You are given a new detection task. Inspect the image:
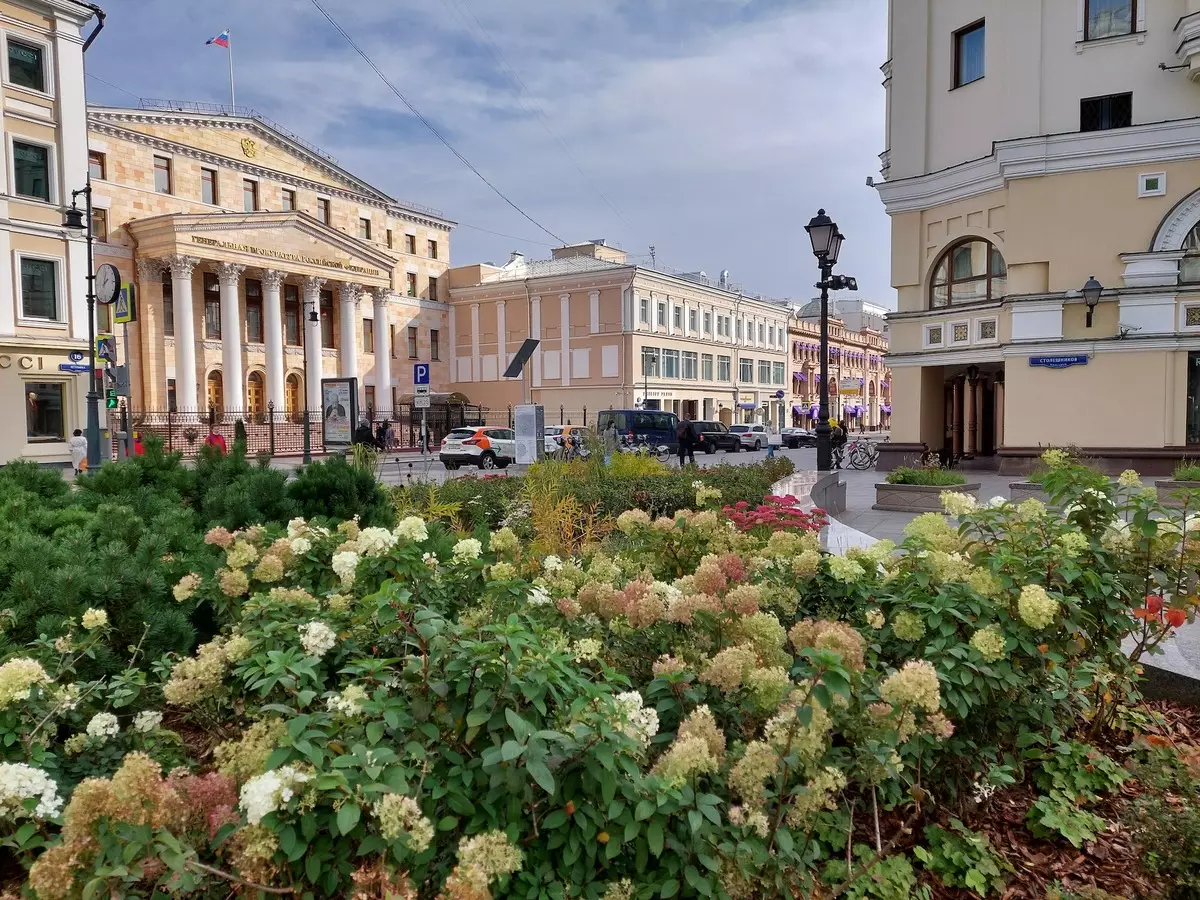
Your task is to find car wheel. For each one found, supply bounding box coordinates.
[479,452,497,470]
[706,445,716,455]
[753,441,761,451]
[444,462,459,471]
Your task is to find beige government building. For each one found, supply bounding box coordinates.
[878,0,1200,473]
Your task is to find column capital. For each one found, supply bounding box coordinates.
[338,283,361,305]
[136,258,164,281]
[371,290,390,308]
[260,269,286,291]
[301,275,327,295]
[166,255,199,279]
[215,261,245,287]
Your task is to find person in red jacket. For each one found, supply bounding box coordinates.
[132,432,145,456]
[203,425,226,454]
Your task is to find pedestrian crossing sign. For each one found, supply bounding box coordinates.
[114,283,135,324]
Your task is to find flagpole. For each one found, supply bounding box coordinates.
[226,30,236,109]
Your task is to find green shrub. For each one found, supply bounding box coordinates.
[1033,741,1127,803]
[1026,793,1106,847]
[1172,462,1200,482]
[885,466,967,486]
[0,459,70,501]
[823,847,927,900]
[287,454,391,526]
[913,820,1008,896]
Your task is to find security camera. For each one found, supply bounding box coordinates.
[866,176,875,187]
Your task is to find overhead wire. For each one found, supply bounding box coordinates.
[306,0,566,246]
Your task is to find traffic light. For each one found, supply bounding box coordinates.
[105,388,118,410]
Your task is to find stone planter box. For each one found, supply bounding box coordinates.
[1156,480,1200,509]
[1008,482,1051,504]
[872,482,979,513]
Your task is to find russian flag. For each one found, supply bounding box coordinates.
[206,30,230,48]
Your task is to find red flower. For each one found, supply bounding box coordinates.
[1146,594,1164,614]
[1165,608,1188,628]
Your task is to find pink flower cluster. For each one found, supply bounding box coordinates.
[722,495,828,534]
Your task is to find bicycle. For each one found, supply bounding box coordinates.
[846,439,880,470]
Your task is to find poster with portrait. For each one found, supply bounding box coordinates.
[321,377,357,447]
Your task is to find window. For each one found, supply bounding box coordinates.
[428,276,438,302]
[930,239,1007,307]
[8,39,44,92]
[717,355,731,382]
[736,319,743,341]
[642,347,660,377]
[390,324,397,358]
[682,351,698,380]
[773,362,786,385]
[386,229,393,249]
[200,167,218,205]
[758,360,771,384]
[88,151,106,181]
[246,279,263,343]
[25,382,64,441]
[405,234,416,254]
[320,290,335,348]
[1081,92,1132,132]
[657,302,666,326]
[153,155,171,194]
[639,298,649,324]
[1086,0,1135,41]
[954,22,985,88]
[739,359,754,383]
[162,270,174,337]
[13,141,49,201]
[662,349,680,378]
[91,208,107,243]
[316,198,330,224]
[20,257,56,320]
[673,306,682,329]
[243,179,258,212]
[167,378,177,412]
[359,217,371,240]
[689,309,698,332]
[285,284,301,345]
[281,188,296,211]
[701,354,714,381]
[363,317,374,352]
[430,329,440,361]
[407,326,418,359]
[703,311,712,334]
[203,272,221,338]
[406,273,417,297]
[768,325,775,345]
[758,323,765,344]
[427,239,438,259]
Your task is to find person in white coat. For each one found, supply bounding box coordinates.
[68,428,87,476]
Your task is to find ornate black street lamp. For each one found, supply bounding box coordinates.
[63,186,102,472]
[1082,276,1103,328]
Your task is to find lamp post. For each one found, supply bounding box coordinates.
[805,209,858,471]
[1082,276,1103,328]
[63,184,101,472]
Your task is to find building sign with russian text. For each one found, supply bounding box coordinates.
[190,235,383,277]
[1028,354,1088,370]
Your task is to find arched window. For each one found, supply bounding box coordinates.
[1182,222,1200,283]
[930,239,1007,308]
[206,371,223,413]
[247,371,265,414]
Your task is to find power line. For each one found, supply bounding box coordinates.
[86,72,141,102]
[455,222,556,247]
[439,0,636,237]
[306,0,566,246]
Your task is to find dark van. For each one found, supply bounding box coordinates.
[596,409,680,450]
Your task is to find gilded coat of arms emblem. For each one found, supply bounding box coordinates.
[241,138,258,158]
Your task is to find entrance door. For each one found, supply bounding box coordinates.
[206,372,223,413]
[247,372,265,415]
[286,374,301,415]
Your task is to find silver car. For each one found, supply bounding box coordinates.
[728,424,769,451]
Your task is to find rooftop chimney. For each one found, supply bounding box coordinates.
[508,251,524,265]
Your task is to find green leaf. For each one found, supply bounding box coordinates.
[647,822,664,857]
[465,708,490,727]
[366,721,385,745]
[660,879,680,898]
[438,816,459,831]
[527,758,555,794]
[505,708,533,741]
[337,803,361,836]
[688,810,703,833]
[543,809,568,830]
[501,740,525,762]
[635,799,656,821]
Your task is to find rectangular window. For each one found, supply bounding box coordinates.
[1086,0,1135,41]
[717,355,731,382]
[757,323,765,344]
[167,378,177,412]
[682,351,698,380]
[739,359,754,383]
[427,239,438,259]
[386,229,393,249]
[758,360,771,384]
[364,385,375,413]
[320,290,335,348]
[773,362,786,385]
[639,298,649,324]
[406,272,417,297]
[390,324,398,359]
[20,257,56,320]
[736,319,743,342]
[363,317,374,353]
[317,198,330,224]
[701,353,714,381]
[281,188,296,211]
[689,309,698,332]
[657,302,666,326]
[642,347,660,377]
[285,284,301,345]
[1081,92,1132,132]
[8,39,44,92]
[673,306,682,329]
[359,217,371,240]
[703,311,712,334]
[162,271,174,337]
[405,233,416,254]
[430,329,440,361]
[407,326,419,358]
[662,349,680,378]
[953,21,985,88]
[91,208,108,243]
[245,279,263,343]
[243,179,258,212]
[88,151,106,181]
[14,141,49,201]
[203,272,221,338]
[25,382,64,441]
[428,276,438,302]
[200,167,218,205]
[153,155,171,194]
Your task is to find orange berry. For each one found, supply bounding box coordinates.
[597,832,610,844]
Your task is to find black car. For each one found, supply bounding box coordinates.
[781,427,817,449]
[693,421,741,453]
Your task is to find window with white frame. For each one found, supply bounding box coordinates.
[1084,0,1136,41]
[739,358,753,382]
[757,322,765,344]
[758,360,771,384]
[689,309,697,332]
[662,348,680,378]
[657,302,666,326]
[673,306,682,329]
[718,355,731,381]
[703,311,711,333]
[13,140,50,201]
[701,353,713,381]
[20,257,58,320]
[682,351,698,379]
[7,37,46,93]
[641,347,660,377]
[639,297,649,324]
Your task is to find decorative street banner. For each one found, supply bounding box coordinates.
[1029,354,1088,370]
[321,377,357,447]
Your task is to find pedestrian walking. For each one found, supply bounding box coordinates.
[68,428,87,476]
[830,419,847,470]
[676,417,696,467]
[203,425,227,454]
[602,420,619,465]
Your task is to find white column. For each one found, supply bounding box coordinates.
[560,293,571,387]
[261,270,286,419]
[496,300,507,374]
[470,302,480,382]
[531,295,542,388]
[167,256,199,414]
[372,292,392,409]
[302,276,325,412]
[338,283,360,382]
[216,262,245,412]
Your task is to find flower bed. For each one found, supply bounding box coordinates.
[1155,464,1200,509]
[1,450,1199,898]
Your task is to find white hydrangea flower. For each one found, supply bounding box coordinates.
[357,527,397,558]
[650,581,682,605]
[331,550,360,586]
[395,516,429,542]
[0,762,64,820]
[299,621,337,658]
[325,684,367,717]
[940,491,978,518]
[286,517,309,539]
[85,712,119,740]
[422,551,439,568]
[289,536,313,556]
[987,496,1007,508]
[452,538,482,561]
[543,555,563,573]
[611,691,658,750]
[80,608,108,630]
[239,766,311,825]
[132,710,163,733]
[527,586,553,607]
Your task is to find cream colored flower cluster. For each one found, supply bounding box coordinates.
[374,793,434,852]
[239,765,311,825]
[0,762,63,821]
[325,684,368,717]
[1017,584,1059,630]
[299,621,337,659]
[609,691,659,750]
[172,572,202,603]
[0,657,49,708]
[443,830,523,900]
[970,626,1007,663]
[939,491,978,518]
[880,660,941,713]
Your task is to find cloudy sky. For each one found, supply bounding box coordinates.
[86,0,891,306]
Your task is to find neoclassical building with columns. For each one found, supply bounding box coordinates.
[88,103,454,420]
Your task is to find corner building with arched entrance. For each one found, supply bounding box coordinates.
[88,104,454,422]
[877,0,1200,474]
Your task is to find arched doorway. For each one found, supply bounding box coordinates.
[206,371,223,413]
[285,373,302,416]
[247,371,265,415]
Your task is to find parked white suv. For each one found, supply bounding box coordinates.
[728,424,769,451]
[439,426,516,470]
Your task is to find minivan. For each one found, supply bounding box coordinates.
[596,409,680,450]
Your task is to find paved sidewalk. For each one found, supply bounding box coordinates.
[833,469,1014,542]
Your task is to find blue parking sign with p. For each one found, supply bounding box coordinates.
[414,363,430,385]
